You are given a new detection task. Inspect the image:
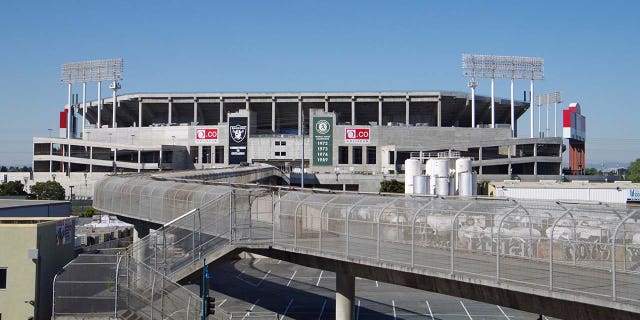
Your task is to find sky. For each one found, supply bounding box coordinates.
[0,1,639,168]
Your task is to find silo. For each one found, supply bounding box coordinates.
[455,158,472,195]
[459,172,473,196]
[404,159,421,194]
[425,159,436,195]
[433,158,450,196]
[413,175,429,195]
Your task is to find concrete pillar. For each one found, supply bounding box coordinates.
[138,99,143,127]
[89,146,93,173]
[533,143,538,176]
[245,94,250,110]
[168,98,173,124]
[197,146,203,165]
[336,271,355,320]
[437,95,442,127]
[478,147,482,175]
[405,95,410,125]
[97,82,102,128]
[378,96,382,126]
[137,150,141,173]
[271,97,276,133]
[298,97,302,136]
[219,97,224,124]
[193,98,198,124]
[324,96,329,112]
[351,96,356,125]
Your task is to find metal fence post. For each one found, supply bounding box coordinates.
[229,191,234,243]
[496,205,521,283]
[272,191,276,245]
[612,210,638,301]
[411,200,434,268]
[450,202,474,276]
[114,254,123,318]
[548,208,573,290]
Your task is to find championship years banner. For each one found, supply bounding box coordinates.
[228,117,248,164]
[313,117,333,166]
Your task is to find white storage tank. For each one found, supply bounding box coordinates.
[455,158,472,194]
[404,159,421,194]
[459,172,473,197]
[425,159,436,195]
[436,177,450,196]
[413,175,430,195]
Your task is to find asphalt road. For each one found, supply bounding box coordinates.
[184,257,556,320]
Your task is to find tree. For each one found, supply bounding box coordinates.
[0,166,7,172]
[29,181,65,200]
[82,207,98,217]
[380,179,404,193]
[0,181,28,196]
[584,168,601,176]
[628,159,640,183]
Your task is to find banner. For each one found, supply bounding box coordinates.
[344,127,370,144]
[56,218,73,246]
[195,128,219,144]
[228,117,248,164]
[313,117,333,166]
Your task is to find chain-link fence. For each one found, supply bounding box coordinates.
[56,179,640,318]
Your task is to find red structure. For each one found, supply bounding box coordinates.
[563,103,586,174]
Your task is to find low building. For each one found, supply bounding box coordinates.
[0,216,76,320]
[489,180,640,204]
[0,199,70,218]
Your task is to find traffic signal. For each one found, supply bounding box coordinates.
[205,296,216,316]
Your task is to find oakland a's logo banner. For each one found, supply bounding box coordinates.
[228,117,248,164]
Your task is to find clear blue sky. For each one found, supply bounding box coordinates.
[1,1,638,167]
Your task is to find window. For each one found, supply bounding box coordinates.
[214,146,225,163]
[0,268,6,289]
[366,146,376,164]
[388,151,395,164]
[275,152,287,157]
[352,146,362,164]
[338,146,349,164]
[274,141,286,146]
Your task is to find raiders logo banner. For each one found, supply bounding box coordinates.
[228,117,248,164]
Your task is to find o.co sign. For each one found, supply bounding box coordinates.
[195,128,219,144]
[345,128,370,144]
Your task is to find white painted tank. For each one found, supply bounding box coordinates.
[459,172,473,197]
[455,158,472,194]
[413,175,429,194]
[433,158,449,178]
[435,177,450,196]
[404,159,421,194]
[425,159,436,195]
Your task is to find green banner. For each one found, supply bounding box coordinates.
[312,117,333,166]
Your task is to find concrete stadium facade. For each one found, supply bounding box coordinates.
[30,91,563,193]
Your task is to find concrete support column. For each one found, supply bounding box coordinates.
[89,146,93,173]
[324,96,329,113]
[271,97,276,133]
[112,88,117,129]
[478,146,483,175]
[533,143,538,176]
[378,96,382,126]
[197,146,203,166]
[137,150,141,173]
[168,98,173,124]
[351,96,356,125]
[138,99,143,127]
[437,95,442,127]
[405,95,410,125]
[193,98,198,124]
[336,271,355,320]
[219,97,224,124]
[245,95,250,110]
[97,81,102,129]
[298,97,303,136]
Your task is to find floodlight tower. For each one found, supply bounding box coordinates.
[61,58,124,135]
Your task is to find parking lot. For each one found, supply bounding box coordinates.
[184,257,555,319]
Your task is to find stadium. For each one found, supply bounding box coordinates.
[28,89,563,196]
